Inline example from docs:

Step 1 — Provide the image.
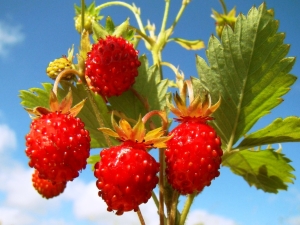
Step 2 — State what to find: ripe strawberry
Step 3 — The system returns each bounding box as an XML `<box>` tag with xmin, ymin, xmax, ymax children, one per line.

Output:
<box><xmin>32</xmin><ymin>169</ymin><xmax>67</xmax><ymax>199</ymax></box>
<box><xmin>25</xmin><ymin>91</ymin><xmax>91</xmax><ymax>183</ymax></box>
<box><xmin>94</xmin><ymin>141</ymin><xmax>159</xmax><ymax>215</ymax></box>
<box><xmin>165</xmin><ymin>79</ymin><xmax>223</xmax><ymax>195</ymax></box>
<box><xmin>85</xmin><ymin>36</ymin><xmax>141</xmax><ymax>100</ymax></box>
<box><xmin>95</xmin><ymin>113</ymin><xmax>170</xmax><ymax>215</ymax></box>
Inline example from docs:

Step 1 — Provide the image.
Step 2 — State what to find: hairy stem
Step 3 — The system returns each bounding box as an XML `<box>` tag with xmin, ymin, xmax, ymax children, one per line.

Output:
<box><xmin>81</xmin><ymin>0</ymin><xmax>85</xmax><ymax>33</ymax></box>
<box><xmin>219</xmin><ymin>0</ymin><xmax>228</xmax><ymax>14</ymax></box>
<box><xmin>160</xmin><ymin>0</ymin><xmax>171</xmax><ymax>33</ymax></box>
<box><xmin>95</xmin><ymin>1</ymin><xmax>146</xmax><ymax>34</ymax></box>
<box><xmin>137</xmin><ymin>207</ymin><xmax>146</xmax><ymax>225</ymax></box>
<box><xmin>159</xmin><ymin>148</ymin><xmax>166</xmax><ymax>225</ymax></box>
<box><xmin>169</xmin><ymin>0</ymin><xmax>190</xmax><ymax>33</ymax></box>
<box><xmin>169</xmin><ymin>191</ymin><xmax>179</xmax><ymax>225</ymax></box>
<box><xmin>179</xmin><ymin>193</ymin><xmax>196</xmax><ymax>225</ymax></box>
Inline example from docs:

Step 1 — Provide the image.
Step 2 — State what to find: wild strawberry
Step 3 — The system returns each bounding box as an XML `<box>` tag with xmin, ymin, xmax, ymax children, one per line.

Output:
<box><xmin>85</xmin><ymin>36</ymin><xmax>141</xmax><ymax>100</ymax></box>
<box><xmin>165</xmin><ymin>78</ymin><xmax>223</xmax><ymax>195</ymax></box>
<box><xmin>25</xmin><ymin>91</ymin><xmax>91</xmax><ymax>183</ymax></box>
<box><xmin>46</xmin><ymin>56</ymin><xmax>74</xmax><ymax>80</ymax></box>
<box><xmin>94</xmin><ymin>113</ymin><xmax>170</xmax><ymax>215</ymax></box>
<box><xmin>32</xmin><ymin>169</ymin><xmax>66</xmax><ymax>199</ymax></box>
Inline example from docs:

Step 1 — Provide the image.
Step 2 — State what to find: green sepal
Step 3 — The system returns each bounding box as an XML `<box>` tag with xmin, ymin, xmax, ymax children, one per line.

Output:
<box><xmin>105</xmin><ymin>16</ymin><xmax>115</xmax><ymax>34</ymax></box>
<box><xmin>92</xmin><ymin>22</ymin><xmax>108</xmax><ymax>42</ymax></box>
<box><xmin>19</xmin><ymin>81</ymin><xmax>118</xmax><ymax>149</ymax></box>
<box><xmin>112</xmin><ymin>18</ymin><xmax>130</xmax><ymax>37</ymax></box>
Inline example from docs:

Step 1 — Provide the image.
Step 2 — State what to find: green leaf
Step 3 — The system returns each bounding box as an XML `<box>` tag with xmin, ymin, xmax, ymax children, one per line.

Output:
<box><xmin>87</xmin><ymin>154</ymin><xmax>101</xmax><ymax>171</ymax></box>
<box><xmin>169</xmin><ymin>38</ymin><xmax>205</xmax><ymax>50</ymax></box>
<box><xmin>237</xmin><ymin>117</ymin><xmax>300</xmax><ymax>150</ymax></box>
<box><xmin>222</xmin><ymin>149</ymin><xmax>295</xmax><ymax>193</ymax></box>
<box><xmin>19</xmin><ymin>82</ymin><xmax>117</xmax><ymax>149</ymax></box>
<box><xmin>196</xmin><ymin>3</ymin><xmax>296</xmax><ymax>150</ymax></box>
<box><xmin>108</xmin><ymin>55</ymin><xmax>170</xmax><ymax>128</ymax></box>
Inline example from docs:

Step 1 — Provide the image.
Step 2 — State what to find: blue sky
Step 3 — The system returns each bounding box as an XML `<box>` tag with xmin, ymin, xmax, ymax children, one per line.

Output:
<box><xmin>0</xmin><ymin>0</ymin><xmax>300</xmax><ymax>225</ymax></box>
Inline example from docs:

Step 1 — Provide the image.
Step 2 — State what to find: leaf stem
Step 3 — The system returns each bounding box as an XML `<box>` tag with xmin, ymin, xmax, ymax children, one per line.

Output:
<box><xmin>219</xmin><ymin>0</ymin><xmax>228</xmax><ymax>14</ymax></box>
<box><xmin>160</xmin><ymin>0</ymin><xmax>171</xmax><ymax>33</ymax></box>
<box><xmin>95</xmin><ymin>1</ymin><xmax>146</xmax><ymax>34</ymax></box>
<box><xmin>169</xmin><ymin>0</ymin><xmax>190</xmax><ymax>33</ymax></box>
<box><xmin>179</xmin><ymin>193</ymin><xmax>196</xmax><ymax>225</ymax></box>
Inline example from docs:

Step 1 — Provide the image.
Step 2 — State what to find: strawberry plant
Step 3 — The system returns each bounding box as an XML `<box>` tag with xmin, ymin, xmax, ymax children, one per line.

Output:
<box><xmin>19</xmin><ymin>0</ymin><xmax>299</xmax><ymax>224</ymax></box>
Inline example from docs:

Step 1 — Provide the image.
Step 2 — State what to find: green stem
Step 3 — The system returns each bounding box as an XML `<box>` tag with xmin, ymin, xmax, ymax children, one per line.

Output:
<box><xmin>81</xmin><ymin>0</ymin><xmax>85</xmax><ymax>33</ymax></box>
<box><xmin>169</xmin><ymin>0</ymin><xmax>189</xmax><ymax>33</ymax></box>
<box><xmin>219</xmin><ymin>0</ymin><xmax>228</xmax><ymax>14</ymax></box>
<box><xmin>137</xmin><ymin>207</ymin><xmax>146</xmax><ymax>225</ymax></box>
<box><xmin>160</xmin><ymin>0</ymin><xmax>171</xmax><ymax>33</ymax></box>
<box><xmin>95</xmin><ymin>1</ymin><xmax>146</xmax><ymax>34</ymax></box>
<box><xmin>179</xmin><ymin>193</ymin><xmax>196</xmax><ymax>225</ymax></box>
<box><xmin>159</xmin><ymin>148</ymin><xmax>166</xmax><ymax>225</ymax></box>
<box><xmin>169</xmin><ymin>191</ymin><xmax>179</xmax><ymax>225</ymax></box>
<box><xmin>129</xmin><ymin>25</ymin><xmax>155</xmax><ymax>46</ymax></box>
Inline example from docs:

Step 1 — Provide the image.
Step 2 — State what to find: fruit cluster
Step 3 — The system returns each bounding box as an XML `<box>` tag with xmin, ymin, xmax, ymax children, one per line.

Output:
<box><xmin>25</xmin><ymin>34</ymin><xmax>222</xmax><ymax>212</ymax></box>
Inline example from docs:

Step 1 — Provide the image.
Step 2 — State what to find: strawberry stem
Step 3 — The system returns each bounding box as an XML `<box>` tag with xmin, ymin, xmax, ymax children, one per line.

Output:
<box><xmin>52</xmin><ymin>69</ymin><xmax>79</xmax><ymax>95</ymax></box>
<box><xmin>179</xmin><ymin>193</ymin><xmax>196</xmax><ymax>225</ymax></box>
<box><xmin>95</xmin><ymin>1</ymin><xmax>146</xmax><ymax>35</ymax></box>
<box><xmin>159</xmin><ymin>148</ymin><xmax>166</xmax><ymax>225</ymax></box>
<box><xmin>81</xmin><ymin>0</ymin><xmax>85</xmax><ymax>33</ymax></box>
<box><xmin>169</xmin><ymin>190</ymin><xmax>180</xmax><ymax>225</ymax></box>
<box><xmin>136</xmin><ymin>207</ymin><xmax>146</xmax><ymax>225</ymax></box>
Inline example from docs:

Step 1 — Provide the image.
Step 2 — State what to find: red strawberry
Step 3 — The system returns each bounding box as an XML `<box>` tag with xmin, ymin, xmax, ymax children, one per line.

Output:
<box><xmin>94</xmin><ymin>141</ymin><xmax>159</xmax><ymax>215</ymax></box>
<box><xmin>25</xmin><ymin>91</ymin><xmax>91</xmax><ymax>183</ymax></box>
<box><xmin>85</xmin><ymin>35</ymin><xmax>141</xmax><ymax>100</ymax></box>
<box><xmin>95</xmin><ymin>113</ymin><xmax>170</xmax><ymax>215</ymax></box>
<box><xmin>165</xmin><ymin>79</ymin><xmax>223</xmax><ymax>195</ymax></box>
<box><xmin>32</xmin><ymin>169</ymin><xmax>66</xmax><ymax>199</ymax></box>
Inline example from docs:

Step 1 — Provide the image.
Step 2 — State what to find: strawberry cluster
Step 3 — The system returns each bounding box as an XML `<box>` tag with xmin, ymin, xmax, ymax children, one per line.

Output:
<box><xmin>25</xmin><ymin>91</ymin><xmax>91</xmax><ymax>199</ymax></box>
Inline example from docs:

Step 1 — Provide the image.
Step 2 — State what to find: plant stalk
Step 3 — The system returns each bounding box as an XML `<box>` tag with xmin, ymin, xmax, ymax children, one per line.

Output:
<box><xmin>219</xmin><ymin>0</ymin><xmax>228</xmax><ymax>14</ymax></box>
<box><xmin>95</xmin><ymin>1</ymin><xmax>146</xmax><ymax>34</ymax></box>
<box><xmin>179</xmin><ymin>193</ymin><xmax>196</xmax><ymax>225</ymax></box>
<box><xmin>137</xmin><ymin>207</ymin><xmax>146</xmax><ymax>225</ymax></box>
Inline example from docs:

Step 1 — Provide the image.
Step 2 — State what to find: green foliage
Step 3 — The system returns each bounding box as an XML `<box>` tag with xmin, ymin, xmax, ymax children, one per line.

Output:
<box><xmin>169</xmin><ymin>37</ymin><xmax>205</xmax><ymax>50</ymax></box>
<box><xmin>19</xmin><ymin>82</ymin><xmax>117</xmax><ymax>149</ymax></box>
<box><xmin>196</xmin><ymin>3</ymin><xmax>296</xmax><ymax>148</ymax></box>
<box><xmin>195</xmin><ymin>3</ymin><xmax>297</xmax><ymax>192</ymax></box>
<box><xmin>237</xmin><ymin>117</ymin><xmax>300</xmax><ymax>150</ymax></box>
<box><xmin>222</xmin><ymin>149</ymin><xmax>295</xmax><ymax>193</ymax></box>
<box><xmin>108</xmin><ymin>55</ymin><xmax>171</xmax><ymax>128</ymax></box>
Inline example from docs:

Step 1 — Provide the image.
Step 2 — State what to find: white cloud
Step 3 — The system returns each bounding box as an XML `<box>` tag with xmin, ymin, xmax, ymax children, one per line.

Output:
<box><xmin>287</xmin><ymin>216</ymin><xmax>300</xmax><ymax>225</ymax></box>
<box><xmin>0</xmin><ymin>206</ymin><xmax>34</xmax><ymax>225</ymax></box>
<box><xmin>0</xmin><ymin>124</ymin><xmax>17</xmax><ymax>153</ymax></box>
<box><xmin>63</xmin><ymin>179</ymin><xmax>159</xmax><ymax>225</ymax></box>
<box><xmin>0</xmin><ymin>123</ymin><xmax>237</xmax><ymax>225</ymax></box>
<box><xmin>186</xmin><ymin>209</ymin><xmax>237</xmax><ymax>225</ymax></box>
<box><xmin>0</xmin><ymin>20</ymin><xmax>24</xmax><ymax>57</ymax></box>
